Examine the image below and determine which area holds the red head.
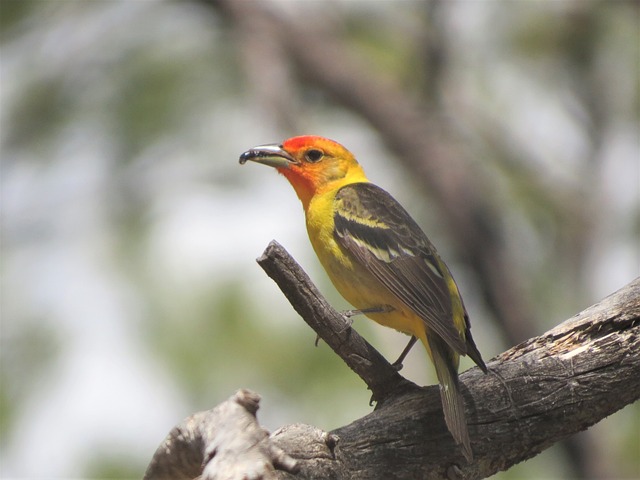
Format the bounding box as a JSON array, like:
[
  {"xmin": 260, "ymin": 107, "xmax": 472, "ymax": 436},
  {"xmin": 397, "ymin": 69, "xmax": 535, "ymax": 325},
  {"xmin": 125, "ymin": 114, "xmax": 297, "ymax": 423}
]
[{"xmin": 240, "ymin": 135, "xmax": 367, "ymax": 208}]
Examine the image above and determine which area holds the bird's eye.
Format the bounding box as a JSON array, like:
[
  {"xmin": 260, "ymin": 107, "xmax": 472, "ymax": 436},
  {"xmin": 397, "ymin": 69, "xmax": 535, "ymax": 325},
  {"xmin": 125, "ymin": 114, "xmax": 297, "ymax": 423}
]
[{"xmin": 304, "ymin": 149, "xmax": 324, "ymax": 163}]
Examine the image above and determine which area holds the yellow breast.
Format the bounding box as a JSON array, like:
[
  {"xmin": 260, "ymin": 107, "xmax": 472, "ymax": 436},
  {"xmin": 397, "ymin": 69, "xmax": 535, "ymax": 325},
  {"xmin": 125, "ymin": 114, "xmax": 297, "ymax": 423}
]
[{"xmin": 304, "ymin": 189, "xmax": 423, "ymax": 337}]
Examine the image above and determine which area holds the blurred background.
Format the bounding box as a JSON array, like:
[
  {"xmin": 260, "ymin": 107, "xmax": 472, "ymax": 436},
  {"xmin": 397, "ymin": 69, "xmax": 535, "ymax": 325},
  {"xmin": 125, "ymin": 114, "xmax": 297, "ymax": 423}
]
[{"xmin": 1, "ymin": 0, "xmax": 638, "ymax": 478}]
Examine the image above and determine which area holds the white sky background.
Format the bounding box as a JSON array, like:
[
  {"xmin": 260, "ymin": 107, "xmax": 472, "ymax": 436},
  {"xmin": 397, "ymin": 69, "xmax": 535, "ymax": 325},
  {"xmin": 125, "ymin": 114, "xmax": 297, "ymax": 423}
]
[{"xmin": 1, "ymin": 1, "xmax": 638, "ymax": 478}]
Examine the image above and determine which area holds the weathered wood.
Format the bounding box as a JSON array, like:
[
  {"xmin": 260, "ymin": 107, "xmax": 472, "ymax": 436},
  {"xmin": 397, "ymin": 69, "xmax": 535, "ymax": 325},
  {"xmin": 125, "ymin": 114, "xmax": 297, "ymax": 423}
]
[
  {"xmin": 144, "ymin": 242, "xmax": 639, "ymax": 479},
  {"xmin": 257, "ymin": 240, "xmax": 414, "ymax": 404},
  {"xmin": 144, "ymin": 389, "xmax": 299, "ymax": 480},
  {"xmin": 260, "ymin": 243, "xmax": 640, "ymax": 479}
]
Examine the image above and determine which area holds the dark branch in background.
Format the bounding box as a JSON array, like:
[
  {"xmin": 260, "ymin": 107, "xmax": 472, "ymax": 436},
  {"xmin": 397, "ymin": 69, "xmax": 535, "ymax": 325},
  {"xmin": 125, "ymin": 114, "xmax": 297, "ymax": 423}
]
[
  {"xmin": 145, "ymin": 243, "xmax": 640, "ymax": 479},
  {"xmin": 205, "ymin": 0, "xmax": 632, "ymax": 477},
  {"xmin": 280, "ymin": 16, "xmax": 535, "ymax": 343},
  {"xmin": 209, "ymin": 0, "xmax": 533, "ymax": 346},
  {"xmin": 198, "ymin": 1, "xmax": 629, "ymax": 477}
]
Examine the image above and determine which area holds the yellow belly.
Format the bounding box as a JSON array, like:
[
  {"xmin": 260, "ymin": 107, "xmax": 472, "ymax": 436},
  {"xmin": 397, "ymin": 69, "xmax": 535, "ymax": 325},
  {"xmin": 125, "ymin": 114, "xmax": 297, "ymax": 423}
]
[{"xmin": 305, "ymin": 191, "xmax": 424, "ymax": 338}]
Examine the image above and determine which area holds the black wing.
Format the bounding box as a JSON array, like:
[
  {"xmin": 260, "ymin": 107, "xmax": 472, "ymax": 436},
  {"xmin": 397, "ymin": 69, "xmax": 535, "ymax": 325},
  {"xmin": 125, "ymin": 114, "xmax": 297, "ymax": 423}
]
[{"xmin": 333, "ymin": 183, "xmax": 467, "ymax": 355}]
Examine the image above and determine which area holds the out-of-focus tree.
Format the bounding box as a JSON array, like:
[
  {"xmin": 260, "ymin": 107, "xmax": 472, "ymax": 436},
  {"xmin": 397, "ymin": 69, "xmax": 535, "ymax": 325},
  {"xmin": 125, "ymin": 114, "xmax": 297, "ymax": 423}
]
[{"xmin": 1, "ymin": 1, "xmax": 637, "ymax": 478}]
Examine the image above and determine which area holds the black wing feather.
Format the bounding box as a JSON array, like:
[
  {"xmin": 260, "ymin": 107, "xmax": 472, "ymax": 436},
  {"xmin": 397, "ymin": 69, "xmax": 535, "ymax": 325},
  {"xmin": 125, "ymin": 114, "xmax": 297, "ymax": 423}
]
[{"xmin": 333, "ymin": 183, "xmax": 468, "ymax": 355}]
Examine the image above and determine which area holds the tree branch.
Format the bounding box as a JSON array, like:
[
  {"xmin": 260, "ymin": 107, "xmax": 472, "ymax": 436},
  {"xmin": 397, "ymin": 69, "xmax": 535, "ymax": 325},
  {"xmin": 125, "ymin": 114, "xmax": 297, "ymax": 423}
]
[
  {"xmin": 256, "ymin": 240, "xmax": 414, "ymax": 404},
  {"xmin": 144, "ymin": 389, "xmax": 299, "ymax": 480},
  {"xmin": 145, "ymin": 242, "xmax": 640, "ymax": 479}
]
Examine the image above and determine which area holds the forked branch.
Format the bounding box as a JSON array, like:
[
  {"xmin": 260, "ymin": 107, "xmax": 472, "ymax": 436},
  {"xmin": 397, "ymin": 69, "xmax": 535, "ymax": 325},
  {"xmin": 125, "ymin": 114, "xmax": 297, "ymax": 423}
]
[{"xmin": 145, "ymin": 242, "xmax": 640, "ymax": 479}]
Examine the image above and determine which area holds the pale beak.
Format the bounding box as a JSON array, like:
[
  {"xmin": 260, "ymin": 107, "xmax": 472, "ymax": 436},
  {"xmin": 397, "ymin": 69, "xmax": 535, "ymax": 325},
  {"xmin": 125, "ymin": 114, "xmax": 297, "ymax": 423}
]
[{"xmin": 239, "ymin": 144, "xmax": 297, "ymax": 169}]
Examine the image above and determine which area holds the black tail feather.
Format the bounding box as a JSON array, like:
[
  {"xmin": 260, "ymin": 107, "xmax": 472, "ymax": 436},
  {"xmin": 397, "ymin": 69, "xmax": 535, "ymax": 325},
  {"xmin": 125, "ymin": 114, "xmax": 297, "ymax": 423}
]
[{"xmin": 427, "ymin": 334, "xmax": 473, "ymax": 462}]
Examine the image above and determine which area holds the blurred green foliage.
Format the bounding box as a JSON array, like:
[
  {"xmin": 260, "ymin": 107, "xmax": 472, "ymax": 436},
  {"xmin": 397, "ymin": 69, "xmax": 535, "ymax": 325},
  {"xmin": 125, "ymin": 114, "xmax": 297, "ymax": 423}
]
[{"xmin": 1, "ymin": 1, "xmax": 638, "ymax": 478}]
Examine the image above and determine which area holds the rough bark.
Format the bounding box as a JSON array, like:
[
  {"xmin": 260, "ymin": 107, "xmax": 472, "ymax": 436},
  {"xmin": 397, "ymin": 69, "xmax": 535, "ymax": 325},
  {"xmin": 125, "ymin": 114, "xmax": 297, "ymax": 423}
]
[
  {"xmin": 200, "ymin": 1, "xmax": 630, "ymax": 475},
  {"xmin": 144, "ymin": 389, "xmax": 299, "ymax": 480},
  {"xmin": 144, "ymin": 242, "xmax": 640, "ymax": 480}
]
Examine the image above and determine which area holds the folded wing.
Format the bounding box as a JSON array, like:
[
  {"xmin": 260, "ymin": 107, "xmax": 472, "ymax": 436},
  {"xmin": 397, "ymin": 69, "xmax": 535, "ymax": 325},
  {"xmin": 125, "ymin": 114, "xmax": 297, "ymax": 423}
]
[{"xmin": 333, "ymin": 182, "xmax": 467, "ymax": 355}]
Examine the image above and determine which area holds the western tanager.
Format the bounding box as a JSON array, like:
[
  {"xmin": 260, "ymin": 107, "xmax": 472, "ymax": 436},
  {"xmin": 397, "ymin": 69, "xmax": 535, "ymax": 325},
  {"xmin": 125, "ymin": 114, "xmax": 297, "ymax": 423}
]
[{"xmin": 240, "ymin": 135, "xmax": 487, "ymax": 461}]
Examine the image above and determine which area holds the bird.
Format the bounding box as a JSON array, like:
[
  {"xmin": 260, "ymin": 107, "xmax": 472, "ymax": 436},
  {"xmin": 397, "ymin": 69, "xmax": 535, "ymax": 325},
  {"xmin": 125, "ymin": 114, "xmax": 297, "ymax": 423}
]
[{"xmin": 240, "ymin": 135, "xmax": 487, "ymax": 461}]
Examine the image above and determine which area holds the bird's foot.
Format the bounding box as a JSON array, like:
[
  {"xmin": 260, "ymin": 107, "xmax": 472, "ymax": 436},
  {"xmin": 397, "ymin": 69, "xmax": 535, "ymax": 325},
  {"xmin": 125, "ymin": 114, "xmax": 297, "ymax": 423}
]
[
  {"xmin": 342, "ymin": 304, "xmax": 394, "ymax": 318},
  {"xmin": 390, "ymin": 336, "xmax": 418, "ymax": 371}
]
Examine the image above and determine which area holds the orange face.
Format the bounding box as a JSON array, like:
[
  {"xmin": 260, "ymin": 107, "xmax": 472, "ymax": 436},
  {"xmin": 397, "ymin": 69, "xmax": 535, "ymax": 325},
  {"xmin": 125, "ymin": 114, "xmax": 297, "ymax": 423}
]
[{"xmin": 240, "ymin": 135, "xmax": 366, "ymax": 206}]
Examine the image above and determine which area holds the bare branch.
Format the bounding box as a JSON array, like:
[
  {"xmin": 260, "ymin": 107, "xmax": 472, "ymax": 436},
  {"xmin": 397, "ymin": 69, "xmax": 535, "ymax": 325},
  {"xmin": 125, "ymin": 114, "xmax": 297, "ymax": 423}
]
[
  {"xmin": 144, "ymin": 389, "xmax": 299, "ymax": 480},
  {"xmin": 145, "ymin": 251, "xmax": 640, "ymax": 478},
  {"xmin": 256, "ymin": 242, "xmax": 640, "ymax": 477},
  {"xmin": 256, "ymin": 240, "xmax": 414, "ymax": 404}
]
